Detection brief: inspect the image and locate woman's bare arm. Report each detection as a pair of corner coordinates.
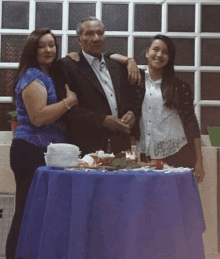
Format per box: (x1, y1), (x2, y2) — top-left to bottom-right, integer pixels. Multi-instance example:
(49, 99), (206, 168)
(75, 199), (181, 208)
(67, 52), (142, 85)
(193, 138), (205, 183)
(22, 81), (78, 127)
(109, 54), (141, 85)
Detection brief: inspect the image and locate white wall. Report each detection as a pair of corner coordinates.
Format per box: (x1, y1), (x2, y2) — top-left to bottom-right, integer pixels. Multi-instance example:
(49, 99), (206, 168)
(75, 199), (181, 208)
(0, 132), (15, 194)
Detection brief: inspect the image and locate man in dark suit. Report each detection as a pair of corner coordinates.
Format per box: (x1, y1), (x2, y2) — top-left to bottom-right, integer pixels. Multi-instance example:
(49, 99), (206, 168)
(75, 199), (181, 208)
(55, 16), (139, 156)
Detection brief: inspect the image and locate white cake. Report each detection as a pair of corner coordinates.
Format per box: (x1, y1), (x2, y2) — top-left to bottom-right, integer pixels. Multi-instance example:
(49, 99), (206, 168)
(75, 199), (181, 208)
(47, 143), (80, 155)
(45, 143), (81, 167)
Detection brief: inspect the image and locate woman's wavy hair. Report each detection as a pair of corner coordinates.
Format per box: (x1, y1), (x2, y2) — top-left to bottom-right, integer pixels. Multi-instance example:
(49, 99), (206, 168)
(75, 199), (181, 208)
(147, 34), (178, 109)
(13, 28), (58, 100)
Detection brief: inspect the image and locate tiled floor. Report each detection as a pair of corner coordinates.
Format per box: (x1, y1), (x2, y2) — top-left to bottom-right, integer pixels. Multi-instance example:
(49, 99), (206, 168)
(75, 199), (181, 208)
(0, 194), (14, 258)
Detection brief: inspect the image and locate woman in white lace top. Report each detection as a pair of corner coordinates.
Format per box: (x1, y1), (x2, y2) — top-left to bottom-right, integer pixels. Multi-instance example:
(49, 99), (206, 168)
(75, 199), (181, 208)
(109, 34), (204, 183)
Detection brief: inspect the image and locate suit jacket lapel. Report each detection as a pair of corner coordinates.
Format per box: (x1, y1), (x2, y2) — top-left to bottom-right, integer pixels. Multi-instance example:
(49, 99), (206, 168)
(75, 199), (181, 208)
(77, 53), (107, 98)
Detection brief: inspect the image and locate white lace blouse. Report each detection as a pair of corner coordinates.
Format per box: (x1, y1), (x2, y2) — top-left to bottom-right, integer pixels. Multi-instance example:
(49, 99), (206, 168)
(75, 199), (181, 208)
(137, 69), (187, 159)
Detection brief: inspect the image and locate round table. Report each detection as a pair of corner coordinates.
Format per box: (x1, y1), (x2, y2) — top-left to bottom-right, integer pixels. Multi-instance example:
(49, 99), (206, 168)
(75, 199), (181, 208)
(16, 165), (205, 259)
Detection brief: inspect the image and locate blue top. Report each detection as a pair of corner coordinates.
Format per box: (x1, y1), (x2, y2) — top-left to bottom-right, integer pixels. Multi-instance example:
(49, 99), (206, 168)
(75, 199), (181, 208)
(14, 68), (65, 148)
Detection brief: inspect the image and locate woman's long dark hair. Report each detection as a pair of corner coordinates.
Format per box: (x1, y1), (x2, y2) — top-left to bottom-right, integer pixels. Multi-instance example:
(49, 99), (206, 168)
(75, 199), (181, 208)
(148, 34), (178, 109)
(13, 28), (58, 102)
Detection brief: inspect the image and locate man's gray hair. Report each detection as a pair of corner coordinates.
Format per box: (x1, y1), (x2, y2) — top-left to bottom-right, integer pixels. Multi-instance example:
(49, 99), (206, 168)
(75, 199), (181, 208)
(76, 16), (105, 36)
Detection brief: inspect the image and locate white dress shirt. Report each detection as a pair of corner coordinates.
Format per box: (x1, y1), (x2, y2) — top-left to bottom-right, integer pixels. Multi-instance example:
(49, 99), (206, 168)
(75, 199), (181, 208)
(82, 50), (118, 117)
(137, 69), (187, 159)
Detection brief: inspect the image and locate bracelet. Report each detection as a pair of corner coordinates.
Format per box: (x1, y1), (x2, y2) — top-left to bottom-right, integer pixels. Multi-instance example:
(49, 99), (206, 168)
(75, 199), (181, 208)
(63, 98), (71, 110)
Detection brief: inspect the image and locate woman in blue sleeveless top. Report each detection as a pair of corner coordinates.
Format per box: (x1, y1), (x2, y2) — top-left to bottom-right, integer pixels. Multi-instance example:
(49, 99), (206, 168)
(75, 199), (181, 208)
(6, 28), (78, 259)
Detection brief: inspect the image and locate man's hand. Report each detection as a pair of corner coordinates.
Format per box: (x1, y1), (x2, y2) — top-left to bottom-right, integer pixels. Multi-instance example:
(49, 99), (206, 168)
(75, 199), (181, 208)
(121, 112), (136, 129)
(103, 115), (131, 134)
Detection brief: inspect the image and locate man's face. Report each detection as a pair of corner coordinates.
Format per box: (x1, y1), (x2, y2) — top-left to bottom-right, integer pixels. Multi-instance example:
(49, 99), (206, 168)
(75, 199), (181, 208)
(78, 20), (105, 58)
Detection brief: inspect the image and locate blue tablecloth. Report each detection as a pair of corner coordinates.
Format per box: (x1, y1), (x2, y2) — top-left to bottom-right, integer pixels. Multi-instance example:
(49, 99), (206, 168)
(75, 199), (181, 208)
(16, 166), (205, 259)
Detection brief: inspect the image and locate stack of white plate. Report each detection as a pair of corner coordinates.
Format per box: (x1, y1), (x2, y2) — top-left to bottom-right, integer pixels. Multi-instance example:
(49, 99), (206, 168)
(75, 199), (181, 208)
(44, 143), (81, 167)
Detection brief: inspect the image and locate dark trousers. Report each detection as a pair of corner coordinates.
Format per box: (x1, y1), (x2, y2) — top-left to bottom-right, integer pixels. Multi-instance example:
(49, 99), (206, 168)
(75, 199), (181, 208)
(6, 139), (46, 259)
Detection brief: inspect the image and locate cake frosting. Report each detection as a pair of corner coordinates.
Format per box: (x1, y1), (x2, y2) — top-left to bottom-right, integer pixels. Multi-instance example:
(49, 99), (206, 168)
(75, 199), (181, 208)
(47, 143), (80, 154)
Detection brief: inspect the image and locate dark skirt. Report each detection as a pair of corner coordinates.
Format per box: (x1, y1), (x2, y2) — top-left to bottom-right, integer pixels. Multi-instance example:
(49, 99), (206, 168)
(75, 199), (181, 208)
(141, 140), (196, 168)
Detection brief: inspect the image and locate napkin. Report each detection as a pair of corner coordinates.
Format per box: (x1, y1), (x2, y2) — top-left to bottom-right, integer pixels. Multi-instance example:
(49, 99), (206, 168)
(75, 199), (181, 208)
(81, 155), (94, 166)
